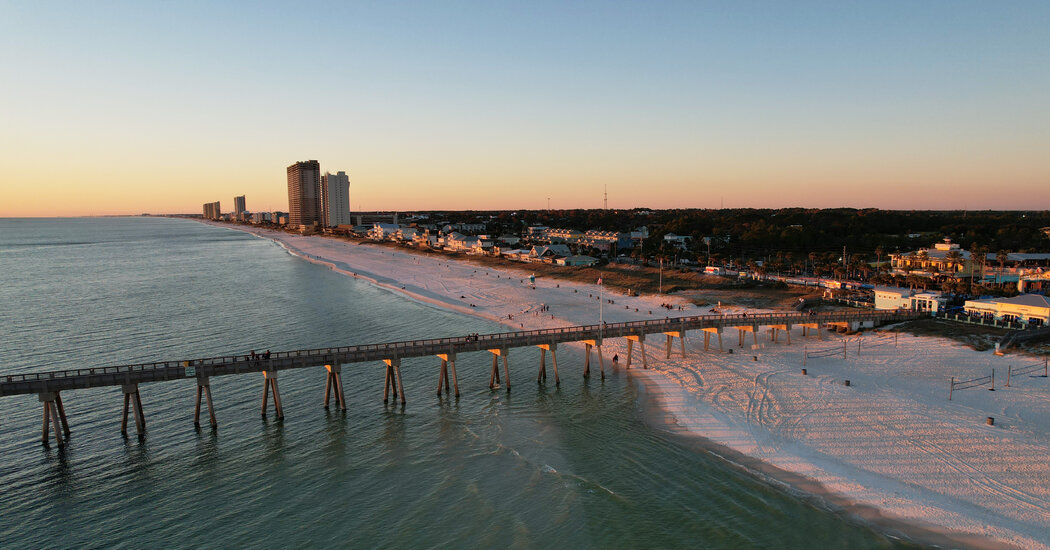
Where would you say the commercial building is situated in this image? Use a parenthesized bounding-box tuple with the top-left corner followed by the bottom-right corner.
(964, 294, 1050, 327)
(287, 160, 321, 228)
(320, 171, 352, 227)
(889, 239, 974, 277)
(873, 287, 946, 314)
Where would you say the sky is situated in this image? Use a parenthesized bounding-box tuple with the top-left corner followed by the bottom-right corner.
(1, 1, 1048, 216)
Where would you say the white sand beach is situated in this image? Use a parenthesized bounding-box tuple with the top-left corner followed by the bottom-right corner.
(217, 222, 1050, 549)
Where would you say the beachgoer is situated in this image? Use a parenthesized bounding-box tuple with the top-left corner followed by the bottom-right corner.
(613, 354, 619, 363)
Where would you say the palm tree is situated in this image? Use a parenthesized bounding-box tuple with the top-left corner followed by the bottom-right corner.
(970, 244, 989, 287)
(945, 249, 963, 275)
(904, 251, 917, 274)
(996, 250, 1009, 285)
(916, 250, 929, 272)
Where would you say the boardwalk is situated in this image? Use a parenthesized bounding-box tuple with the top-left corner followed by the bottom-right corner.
(3, 309, 921, 446)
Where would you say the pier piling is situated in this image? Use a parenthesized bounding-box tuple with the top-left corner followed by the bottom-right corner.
(261, 371, 284, 419)
(323, 364, 346, 410)
(625, 334, 647, 369)
(121, 383, 146, 438)
(194, 376, 218, 428)
(437, 353, 458, 397)
(39, 392, 68, 446)
(383, 359, 405, 406)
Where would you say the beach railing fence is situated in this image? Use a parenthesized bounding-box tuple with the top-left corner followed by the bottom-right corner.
(949, 369, 995, 400)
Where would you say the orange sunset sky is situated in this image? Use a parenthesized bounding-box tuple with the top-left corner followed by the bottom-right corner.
(2, 2, 1048, 216)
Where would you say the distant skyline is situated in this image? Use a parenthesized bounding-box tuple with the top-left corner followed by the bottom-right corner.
(2, 1, 1049, 217)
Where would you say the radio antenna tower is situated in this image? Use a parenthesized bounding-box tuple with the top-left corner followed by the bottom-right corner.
(604, 185, 608, 210)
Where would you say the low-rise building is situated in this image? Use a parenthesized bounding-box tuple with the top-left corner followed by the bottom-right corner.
(545, 228, 584, 243)
(663, 233, 691, 249)
(369, 223, 401, 240)
(555, 255, 599, 267)
(873, 287, 946, 313)
(525, 226, 550, 240)
(963, 294, 1050, 327)
(579, 230, 631, 253)
(529, 244, 572, 262)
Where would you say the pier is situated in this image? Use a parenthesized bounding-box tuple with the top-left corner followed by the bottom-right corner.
(2, 310, 920, 446)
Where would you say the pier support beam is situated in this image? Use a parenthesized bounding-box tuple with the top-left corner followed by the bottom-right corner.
(625, 334, 647, 369)
(582, 339, 605, 379)
(702, 327, 723, 352)
(799, 322, 822, 340)
(436, 353, 459, 398)
(323, 364, 347, 410)
(121, 383, 146, 438)
(487, 348, 511, 392)
(194, 376, 218, 428)
(769, 324, 791, 345)
(383, 358, 406, 405)
(733, 325, 759, 348)
(536, 343, 559, 386)
(261, 370, 284, 419)
(664, 331, 687, 359)
(39, 392, 69, 447)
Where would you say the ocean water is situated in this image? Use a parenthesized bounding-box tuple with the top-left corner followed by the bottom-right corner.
(0, 217, 916, 548)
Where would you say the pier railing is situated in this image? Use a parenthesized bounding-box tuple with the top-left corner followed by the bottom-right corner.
(1, 309, 921, 397)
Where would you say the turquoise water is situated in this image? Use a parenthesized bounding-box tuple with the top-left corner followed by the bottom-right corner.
(0, 217, 917, 548)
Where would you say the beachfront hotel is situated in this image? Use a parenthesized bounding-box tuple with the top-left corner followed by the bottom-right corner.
(287, 160, 321, 228)
(233, 195, 246, 215)
(202, 201, 221, 220)
(321, 171, 352, 227)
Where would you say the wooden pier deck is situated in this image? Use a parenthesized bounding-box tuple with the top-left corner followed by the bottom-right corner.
(1, 309, 922, 446)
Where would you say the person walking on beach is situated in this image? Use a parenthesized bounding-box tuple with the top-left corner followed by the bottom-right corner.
(612, 354, 619, 364)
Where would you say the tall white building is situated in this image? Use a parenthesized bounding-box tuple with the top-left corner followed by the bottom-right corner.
(321, 171, 352, 227)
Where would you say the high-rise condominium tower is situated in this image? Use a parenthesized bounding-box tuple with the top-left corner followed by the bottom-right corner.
(287, 160, 321, 227)
(321, 171, 352, 227)
(233, 195, 246, 214)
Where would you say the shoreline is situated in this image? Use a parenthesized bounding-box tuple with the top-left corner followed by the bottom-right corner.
(206, 220, 1050, 549)
(631, 371, 1020, 550)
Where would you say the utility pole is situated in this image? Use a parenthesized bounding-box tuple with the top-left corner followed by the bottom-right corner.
(659, 257, 663, 294)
